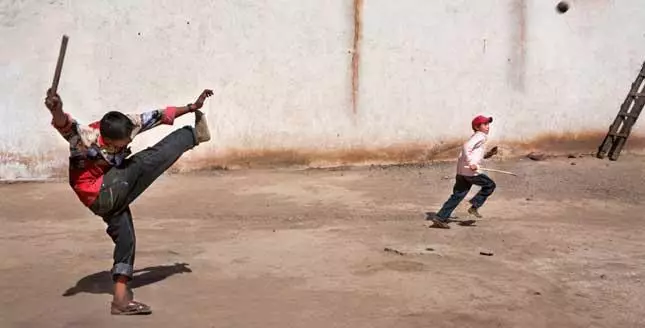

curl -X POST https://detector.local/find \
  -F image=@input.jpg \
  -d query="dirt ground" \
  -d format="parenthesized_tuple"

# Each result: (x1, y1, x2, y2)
(0, 155, 644, 328)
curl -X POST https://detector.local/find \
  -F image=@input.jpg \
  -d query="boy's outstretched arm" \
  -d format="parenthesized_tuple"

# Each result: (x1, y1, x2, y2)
(175, 89, 214, 118)
(131, 89, 214, 136)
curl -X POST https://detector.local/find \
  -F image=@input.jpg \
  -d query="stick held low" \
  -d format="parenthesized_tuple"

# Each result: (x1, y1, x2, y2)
(464, 166, 517, 177)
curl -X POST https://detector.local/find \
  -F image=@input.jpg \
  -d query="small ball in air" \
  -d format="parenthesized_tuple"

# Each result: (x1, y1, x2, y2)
(556, 1, 570, 14)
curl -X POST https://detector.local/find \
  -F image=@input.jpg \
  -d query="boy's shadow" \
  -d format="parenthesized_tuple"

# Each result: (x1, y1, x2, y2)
(62, 262, 192, 297)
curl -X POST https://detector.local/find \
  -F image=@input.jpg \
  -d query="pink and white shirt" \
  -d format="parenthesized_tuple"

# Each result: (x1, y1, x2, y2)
(456, 131, 488, 176)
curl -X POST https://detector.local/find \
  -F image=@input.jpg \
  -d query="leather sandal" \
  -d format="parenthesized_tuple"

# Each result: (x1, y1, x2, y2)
(110, 300, 152, 315)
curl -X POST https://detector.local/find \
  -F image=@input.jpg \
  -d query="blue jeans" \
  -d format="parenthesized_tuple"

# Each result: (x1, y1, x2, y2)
(90, 126, 198, 281)
(436, 174, 496, 221)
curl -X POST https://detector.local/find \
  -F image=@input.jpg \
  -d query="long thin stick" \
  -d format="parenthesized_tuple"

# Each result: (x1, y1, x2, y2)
(479, 167, 517, 176)
(464, 166, 517, 176)
(51, 35, 69, 93)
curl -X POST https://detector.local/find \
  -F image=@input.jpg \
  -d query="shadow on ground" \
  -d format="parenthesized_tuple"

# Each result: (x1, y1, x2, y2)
(62, 262, 192, 297)
(424, 211, 477, 227)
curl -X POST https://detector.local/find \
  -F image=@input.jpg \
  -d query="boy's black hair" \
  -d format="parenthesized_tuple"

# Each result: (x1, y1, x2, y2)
(100, 111, 134, 140)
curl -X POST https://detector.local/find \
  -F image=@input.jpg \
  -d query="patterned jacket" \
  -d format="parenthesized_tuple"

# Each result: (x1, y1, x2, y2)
(52, 107, 177, 206)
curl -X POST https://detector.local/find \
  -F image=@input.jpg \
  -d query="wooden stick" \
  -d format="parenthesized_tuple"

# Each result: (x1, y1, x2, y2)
(479, 167, 517, 176)
(51, 35, 69, 93)
(464, 166, 517, 176)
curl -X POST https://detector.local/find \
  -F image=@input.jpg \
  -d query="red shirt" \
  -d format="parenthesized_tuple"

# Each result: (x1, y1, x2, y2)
(52, 107, 177, 207)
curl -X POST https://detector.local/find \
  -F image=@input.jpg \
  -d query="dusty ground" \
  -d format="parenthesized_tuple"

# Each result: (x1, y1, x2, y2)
(0, 155, 644, 328)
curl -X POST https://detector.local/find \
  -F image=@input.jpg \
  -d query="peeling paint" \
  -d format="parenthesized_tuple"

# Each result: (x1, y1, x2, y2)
(173, 131, 645, 171)
(163, 132, 645, 171)
(176, 141, 463, 171)
(0, 152, 66, 180)
(2, 132, 644, 178)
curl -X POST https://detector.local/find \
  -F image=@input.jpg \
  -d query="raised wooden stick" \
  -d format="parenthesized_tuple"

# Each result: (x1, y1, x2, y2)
(51, 35, 69, 93)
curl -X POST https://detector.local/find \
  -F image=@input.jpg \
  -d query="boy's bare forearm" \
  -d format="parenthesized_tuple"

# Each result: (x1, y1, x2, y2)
(167, 89, 214, 119)
(50, 107, 68, 127)
(44, 90, 68, 127)
(173, 106, 192, 118)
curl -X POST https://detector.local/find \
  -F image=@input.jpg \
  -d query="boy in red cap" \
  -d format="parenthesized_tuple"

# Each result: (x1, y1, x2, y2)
(429, 115, 498, 229)
(45, 88, 213, 314)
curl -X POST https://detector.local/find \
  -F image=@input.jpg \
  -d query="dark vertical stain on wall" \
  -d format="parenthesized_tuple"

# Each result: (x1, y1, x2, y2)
(509, 0, 527, 91)
(351, 0, 363, 115)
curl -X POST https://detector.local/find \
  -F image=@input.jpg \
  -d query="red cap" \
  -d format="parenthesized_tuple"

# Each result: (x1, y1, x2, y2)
(471, 115, 493, 130)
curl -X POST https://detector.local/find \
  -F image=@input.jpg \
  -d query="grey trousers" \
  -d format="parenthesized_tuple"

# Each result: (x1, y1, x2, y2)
(90, 126, 197, 280)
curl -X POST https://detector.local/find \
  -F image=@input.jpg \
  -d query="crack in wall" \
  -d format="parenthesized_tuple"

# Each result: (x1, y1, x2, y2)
(351, 0, 363, 115)
(509, 0, 527, 91)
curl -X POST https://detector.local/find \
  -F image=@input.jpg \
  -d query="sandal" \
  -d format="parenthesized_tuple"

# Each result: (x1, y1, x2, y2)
(111, 300, 152, 315)
(428, 217, 451, 229)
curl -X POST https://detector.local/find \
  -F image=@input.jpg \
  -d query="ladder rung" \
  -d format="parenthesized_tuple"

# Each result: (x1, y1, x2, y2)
(618, 113, 640, 118)
(608, 133, 629, 138)
(628, 92, 645, 97)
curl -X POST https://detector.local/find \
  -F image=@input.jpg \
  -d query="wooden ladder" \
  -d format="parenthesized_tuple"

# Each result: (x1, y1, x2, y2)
(597, 62, 645, 161)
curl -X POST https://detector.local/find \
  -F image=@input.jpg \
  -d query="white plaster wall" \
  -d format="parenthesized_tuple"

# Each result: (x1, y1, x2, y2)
(360, 0, 645, 142)
(1, 0, 644, 178)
